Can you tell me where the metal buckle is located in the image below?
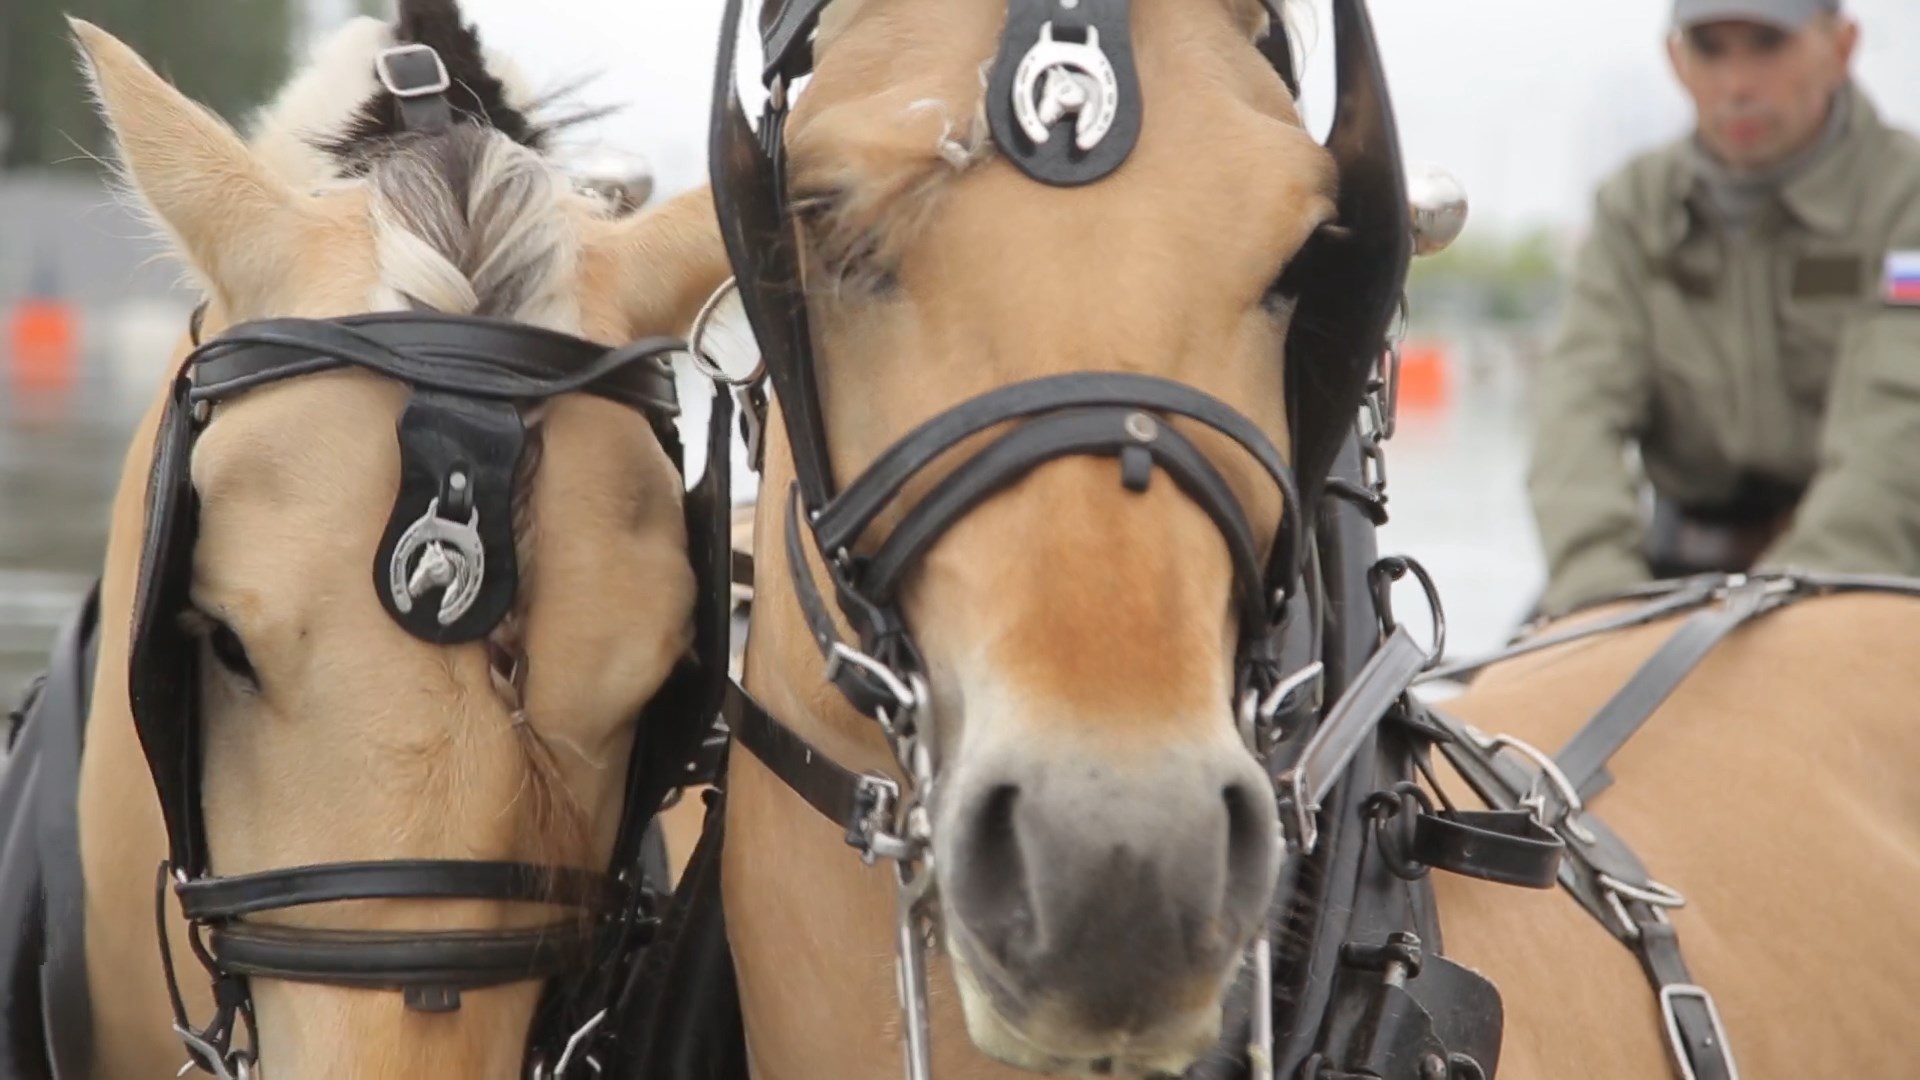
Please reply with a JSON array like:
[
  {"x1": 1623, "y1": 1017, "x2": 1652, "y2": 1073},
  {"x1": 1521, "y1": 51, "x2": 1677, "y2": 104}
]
[
  {"x1": 1659, "y1": 984, "x2": 1739, "y2": 1080},
  {"x1": 173, "y1": 1028, "x2": 251, "y2": 1080},
  {"x1": 1370, "y1": 556, "x2": 1447, "y2": 669},
  {"x1": 688, "y1": 278, "x2": 767, "y2": 387},
  {"x1": 1236, "y1": 661, "x2": 1324, "y2": 754},
  {"x1": 824, "y1": 641, "x2": 919, "y2": 715},
  {"x1": 1277, "y1": 767, "x2": 1318, "y2": 855},
  {"x1": 375, "y1": 44, "x2": 452, "y2": 99},
  {"x1": 1259, "y1": 661, "x2": 1324, "y2": 722},
  {"x1": 1600, "y1": 872, "x2": 1686, "y2": 940},
  {"x1": 541, "y1": 1007, "x2": 608, "y2": 1077},
  {"x1": 1473, "y1": 730, "x2": 1598, "y2": 845},
  {"x1": 848, "y1": 773, "x2": 916, "y2": 864}
]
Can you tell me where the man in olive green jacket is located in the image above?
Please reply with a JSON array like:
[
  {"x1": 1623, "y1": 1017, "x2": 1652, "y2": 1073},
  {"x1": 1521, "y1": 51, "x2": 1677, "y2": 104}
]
[{"x1": 1527, "y1": 0, "x2": 1920, "y2": 615}]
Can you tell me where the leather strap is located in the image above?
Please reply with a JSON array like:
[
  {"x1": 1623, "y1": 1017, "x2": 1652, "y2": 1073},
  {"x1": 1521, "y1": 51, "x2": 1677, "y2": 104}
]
[
  {"x1": 782, "y1": 486, "x2": 915, "y2": 719},
  {"x1": 1554, "y1": 578, "x2": 1780, "y2": 802},
  {"x1": 862, "y1": 406, "x2": 1270, "y2": 624},
  {"x1": 615, "y1": 788, "x2": 751, "y2": 1079},
  {"x1": 1274, "y1": 625, "x2": 1428, "y2": 851},
  {"x1": 1639, "y1": 919, "x2": 1736, "y2": 1080},
  {"x1": 177, "y1": 859, "x2": 618, "y2": 920},
  {"x1": 1422, "y1": 574, "x2": 1729, "y2": 685},
  {"x1": 1408, "y1": 809, "x2": 1561, "y2": 889},
  {"x1": 0, "y1": 583, "x2": 100, "y2": 1077},
  {"x1": 1425, "y1": 569, "x2": 1920, "y2": 687},
  {"x1": 759, "y1": 0, "x2": 834, "y2": 83},
  {"x1": 724, "y1": 679, "x2": 899, "y2": 855},
  {"x1": 1424, "y1": 704, "x2": 1740, "y2": 1080},
  {"x1": 209, "y1": 920, "x2": 595, "y2": 1001},
  {"x1": 810, "y1": 372, "x2": 1292, "y2": 556},
  {"x1": 189, "y1": 316, "x2": 682, "y2": 417}
]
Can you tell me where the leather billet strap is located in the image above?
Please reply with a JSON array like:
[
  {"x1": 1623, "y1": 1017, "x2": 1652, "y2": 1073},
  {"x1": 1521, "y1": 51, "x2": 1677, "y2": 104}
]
[{"x1": 724, "y1": 679, "x2": 903, "y2": 858}]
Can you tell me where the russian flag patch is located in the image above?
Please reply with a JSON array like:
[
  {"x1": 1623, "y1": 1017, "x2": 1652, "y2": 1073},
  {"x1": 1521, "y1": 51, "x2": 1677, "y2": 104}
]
[{"x1": 1883, "y1": 251, "x2": 1920, "y2": 306}]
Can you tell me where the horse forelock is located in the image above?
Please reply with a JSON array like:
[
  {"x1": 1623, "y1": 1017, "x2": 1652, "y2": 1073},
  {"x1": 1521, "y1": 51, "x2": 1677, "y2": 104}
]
[{"x1": 789, "y1": 0, "x2": 1310, "y2": 299}]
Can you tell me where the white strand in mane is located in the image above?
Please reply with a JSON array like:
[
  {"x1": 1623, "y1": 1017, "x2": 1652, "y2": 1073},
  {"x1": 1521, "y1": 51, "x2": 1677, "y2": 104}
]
[{"x1": 366, "y1": 130, "x2": 581, "y2": 331}]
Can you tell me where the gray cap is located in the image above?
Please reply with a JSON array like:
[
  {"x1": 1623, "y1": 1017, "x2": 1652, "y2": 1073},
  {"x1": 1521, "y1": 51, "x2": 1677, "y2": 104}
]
[{"x1": 1674, "y1": 0, "x2": 1839, "y2": 29}]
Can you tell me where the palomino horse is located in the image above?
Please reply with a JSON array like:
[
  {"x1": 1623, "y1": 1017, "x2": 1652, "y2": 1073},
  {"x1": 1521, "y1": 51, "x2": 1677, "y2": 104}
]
[
  {"x1": 17, "y1": 6, "x2": 732, "y2": 1078},
  {"x1": 1423, "y1": 580, "x2": 1920, "y2": 1078},
  {"x1": 698, "y1": 0, "x2": 1433, "y2": 1076},
  {"x1": 685, "y1": 0, "x2": 1920, "y2": 1077}
]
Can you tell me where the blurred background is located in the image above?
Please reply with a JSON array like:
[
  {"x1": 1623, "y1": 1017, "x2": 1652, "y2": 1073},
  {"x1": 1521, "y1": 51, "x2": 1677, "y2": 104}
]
[{"x1": 4, "y1": 0, "x2": 1918, "y2": 702}]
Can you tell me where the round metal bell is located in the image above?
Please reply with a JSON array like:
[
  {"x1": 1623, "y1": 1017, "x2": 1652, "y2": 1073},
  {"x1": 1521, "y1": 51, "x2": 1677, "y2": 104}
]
[
  {"x1": 1406, "y1": 163, "x2": 1469, "y2": 257},
  {"x1": 575, "y1": 149, "x2": 656, "y2": 214}
]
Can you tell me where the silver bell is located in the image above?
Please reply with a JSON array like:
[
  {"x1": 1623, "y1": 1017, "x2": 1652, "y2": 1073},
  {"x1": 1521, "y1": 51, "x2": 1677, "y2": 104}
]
[
  {"x1": 575, "y1": 149, "x2": 656, "y2": 214},
  {"x1": 1407, "y1": 163, "x2": 1469, "y2": 257}
]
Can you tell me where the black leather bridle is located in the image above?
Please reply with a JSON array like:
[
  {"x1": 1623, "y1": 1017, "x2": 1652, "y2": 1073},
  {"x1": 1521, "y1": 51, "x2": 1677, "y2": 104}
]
[
  {"x1": 128, "y1": 42, "x2": 733, "y2": 1080},
  {"x1": 694, "y1": 1, "x2": 1559, "y2": 1078},
  {"x1": 710, "y1": 0, "x2": 1405, "y2": 821}
]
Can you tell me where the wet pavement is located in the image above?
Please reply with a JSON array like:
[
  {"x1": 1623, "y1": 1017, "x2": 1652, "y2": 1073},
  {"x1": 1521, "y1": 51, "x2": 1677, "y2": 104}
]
[{"x1": 0, "y1": 316, "x2": 1547, "y2": 709}]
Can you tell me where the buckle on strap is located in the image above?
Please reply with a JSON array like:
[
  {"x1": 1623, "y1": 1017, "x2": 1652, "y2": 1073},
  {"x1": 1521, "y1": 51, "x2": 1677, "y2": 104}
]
[
  {"x1": 1472, "y1": 729, "x2": 1598, "y2": 845},
  {"x1": 375, "y1": 44, "x2": 452, "y2": 98},
  {"x1": 847, "y1": 773, "x2": 918, "y2": 864},
  {"x1": 824, "y1": 641, "x2": 919, "y2": 719},
  {"x1": 1660, "y1": 984, "x2": 1739, "y2": 1080}
]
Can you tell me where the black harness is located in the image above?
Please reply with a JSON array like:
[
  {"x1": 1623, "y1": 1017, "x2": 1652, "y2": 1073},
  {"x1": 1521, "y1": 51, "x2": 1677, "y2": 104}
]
[
  {"x1": 116, "y1": 42, "x2": 735, "y2": 1080},
  {"x1": 683, "y1": 0, "x2": 1560, "y2": 1077}
]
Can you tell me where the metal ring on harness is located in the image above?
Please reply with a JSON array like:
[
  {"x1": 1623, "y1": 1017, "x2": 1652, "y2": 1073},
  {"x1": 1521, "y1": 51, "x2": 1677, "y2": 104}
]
[
  {"x1": 1370, "y1": 554, "x2": 1447, "y2": 668},
  {"x1": 1471, "y1": 730, "x2": 1598, "y2": 846},
  {"x1": 1364, "y1": 780, "x2": 1434, "y2": 881},
  {"x1": 686, "y1": 278, "x2": 765, "y2": 387}
]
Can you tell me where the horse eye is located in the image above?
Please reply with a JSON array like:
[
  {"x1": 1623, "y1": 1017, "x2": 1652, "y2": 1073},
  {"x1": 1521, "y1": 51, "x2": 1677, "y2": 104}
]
[
  {"x1": 1266, "y1": 224, "x2": 1347, "y2": 307},
  {"x1": 207, "y1": 621, "x2": 257, "y2": 685}
]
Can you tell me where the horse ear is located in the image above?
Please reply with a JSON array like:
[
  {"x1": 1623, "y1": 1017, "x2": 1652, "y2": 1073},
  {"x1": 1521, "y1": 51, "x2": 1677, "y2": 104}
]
[
  {"x1": 67, "y1": 18, "x2": 314, "y2": 314},
  {"x1": 594, "y1": 185, "x2": 735, "y2": 337}
]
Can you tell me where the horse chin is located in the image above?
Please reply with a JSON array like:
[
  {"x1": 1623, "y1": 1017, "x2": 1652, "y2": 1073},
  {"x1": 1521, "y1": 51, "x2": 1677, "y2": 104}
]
[{"x1": 946, "y1": 932, "x2": 1226, "y2": 1079}]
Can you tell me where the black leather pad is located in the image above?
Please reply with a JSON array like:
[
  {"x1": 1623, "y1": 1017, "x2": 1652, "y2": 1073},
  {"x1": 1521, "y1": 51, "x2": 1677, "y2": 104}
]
[
  {"x1": 986, "y1": 0, "x2": 1144, "y2": 187},
  {"x1": 373, "y1": 390, "x2": 525, "y2": 644}
]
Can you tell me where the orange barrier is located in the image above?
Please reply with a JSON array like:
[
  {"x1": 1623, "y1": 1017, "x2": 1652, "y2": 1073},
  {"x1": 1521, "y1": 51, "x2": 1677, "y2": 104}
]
[
  {"x1": 1396, "y1": 339, "x2": 1450, "y2": 412},
  {"x1": 8, "y1": 296, "x2": 79, "y2": 393}
]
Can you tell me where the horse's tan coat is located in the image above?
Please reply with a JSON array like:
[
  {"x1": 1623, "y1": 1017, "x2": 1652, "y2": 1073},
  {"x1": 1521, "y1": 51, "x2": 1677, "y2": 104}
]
[
  {"x1": 67, "y1": 17, "x2": 732, "y2": 1078},
  {"x1": 712, "y1": 0, "x2": 1920, "y2": 1077},
  {"x1": 1433, "y1": 591, "x2": 1920, "y2": 1079}
]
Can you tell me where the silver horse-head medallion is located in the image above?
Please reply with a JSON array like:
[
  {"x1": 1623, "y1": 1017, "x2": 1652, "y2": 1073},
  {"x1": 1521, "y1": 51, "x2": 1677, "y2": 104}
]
[
  {"x1": 387, "y1": 496, "x2": 485, "y2": 627},
  {"x1": 1011, "y1": 21, "x2": 1121, "y2": 151}
]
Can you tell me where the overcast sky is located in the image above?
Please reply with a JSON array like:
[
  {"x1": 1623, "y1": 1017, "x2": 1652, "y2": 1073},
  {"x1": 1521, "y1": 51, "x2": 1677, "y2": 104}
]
[{"x1": 327, "y1": 0, "x2": 1920, "y2": 239}]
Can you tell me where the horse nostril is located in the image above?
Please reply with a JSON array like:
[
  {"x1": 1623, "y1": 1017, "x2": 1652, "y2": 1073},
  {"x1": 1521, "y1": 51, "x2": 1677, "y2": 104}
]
[
  {"x1": 951, "y1": 782, "x2": 1034, "y2": 962},
  {"x1": 970, "y1": 783, "x2": 1023, "y2": 894},
  {"x1": 1221, "y1": 777, "x2": 1278, "y2": 916}
]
